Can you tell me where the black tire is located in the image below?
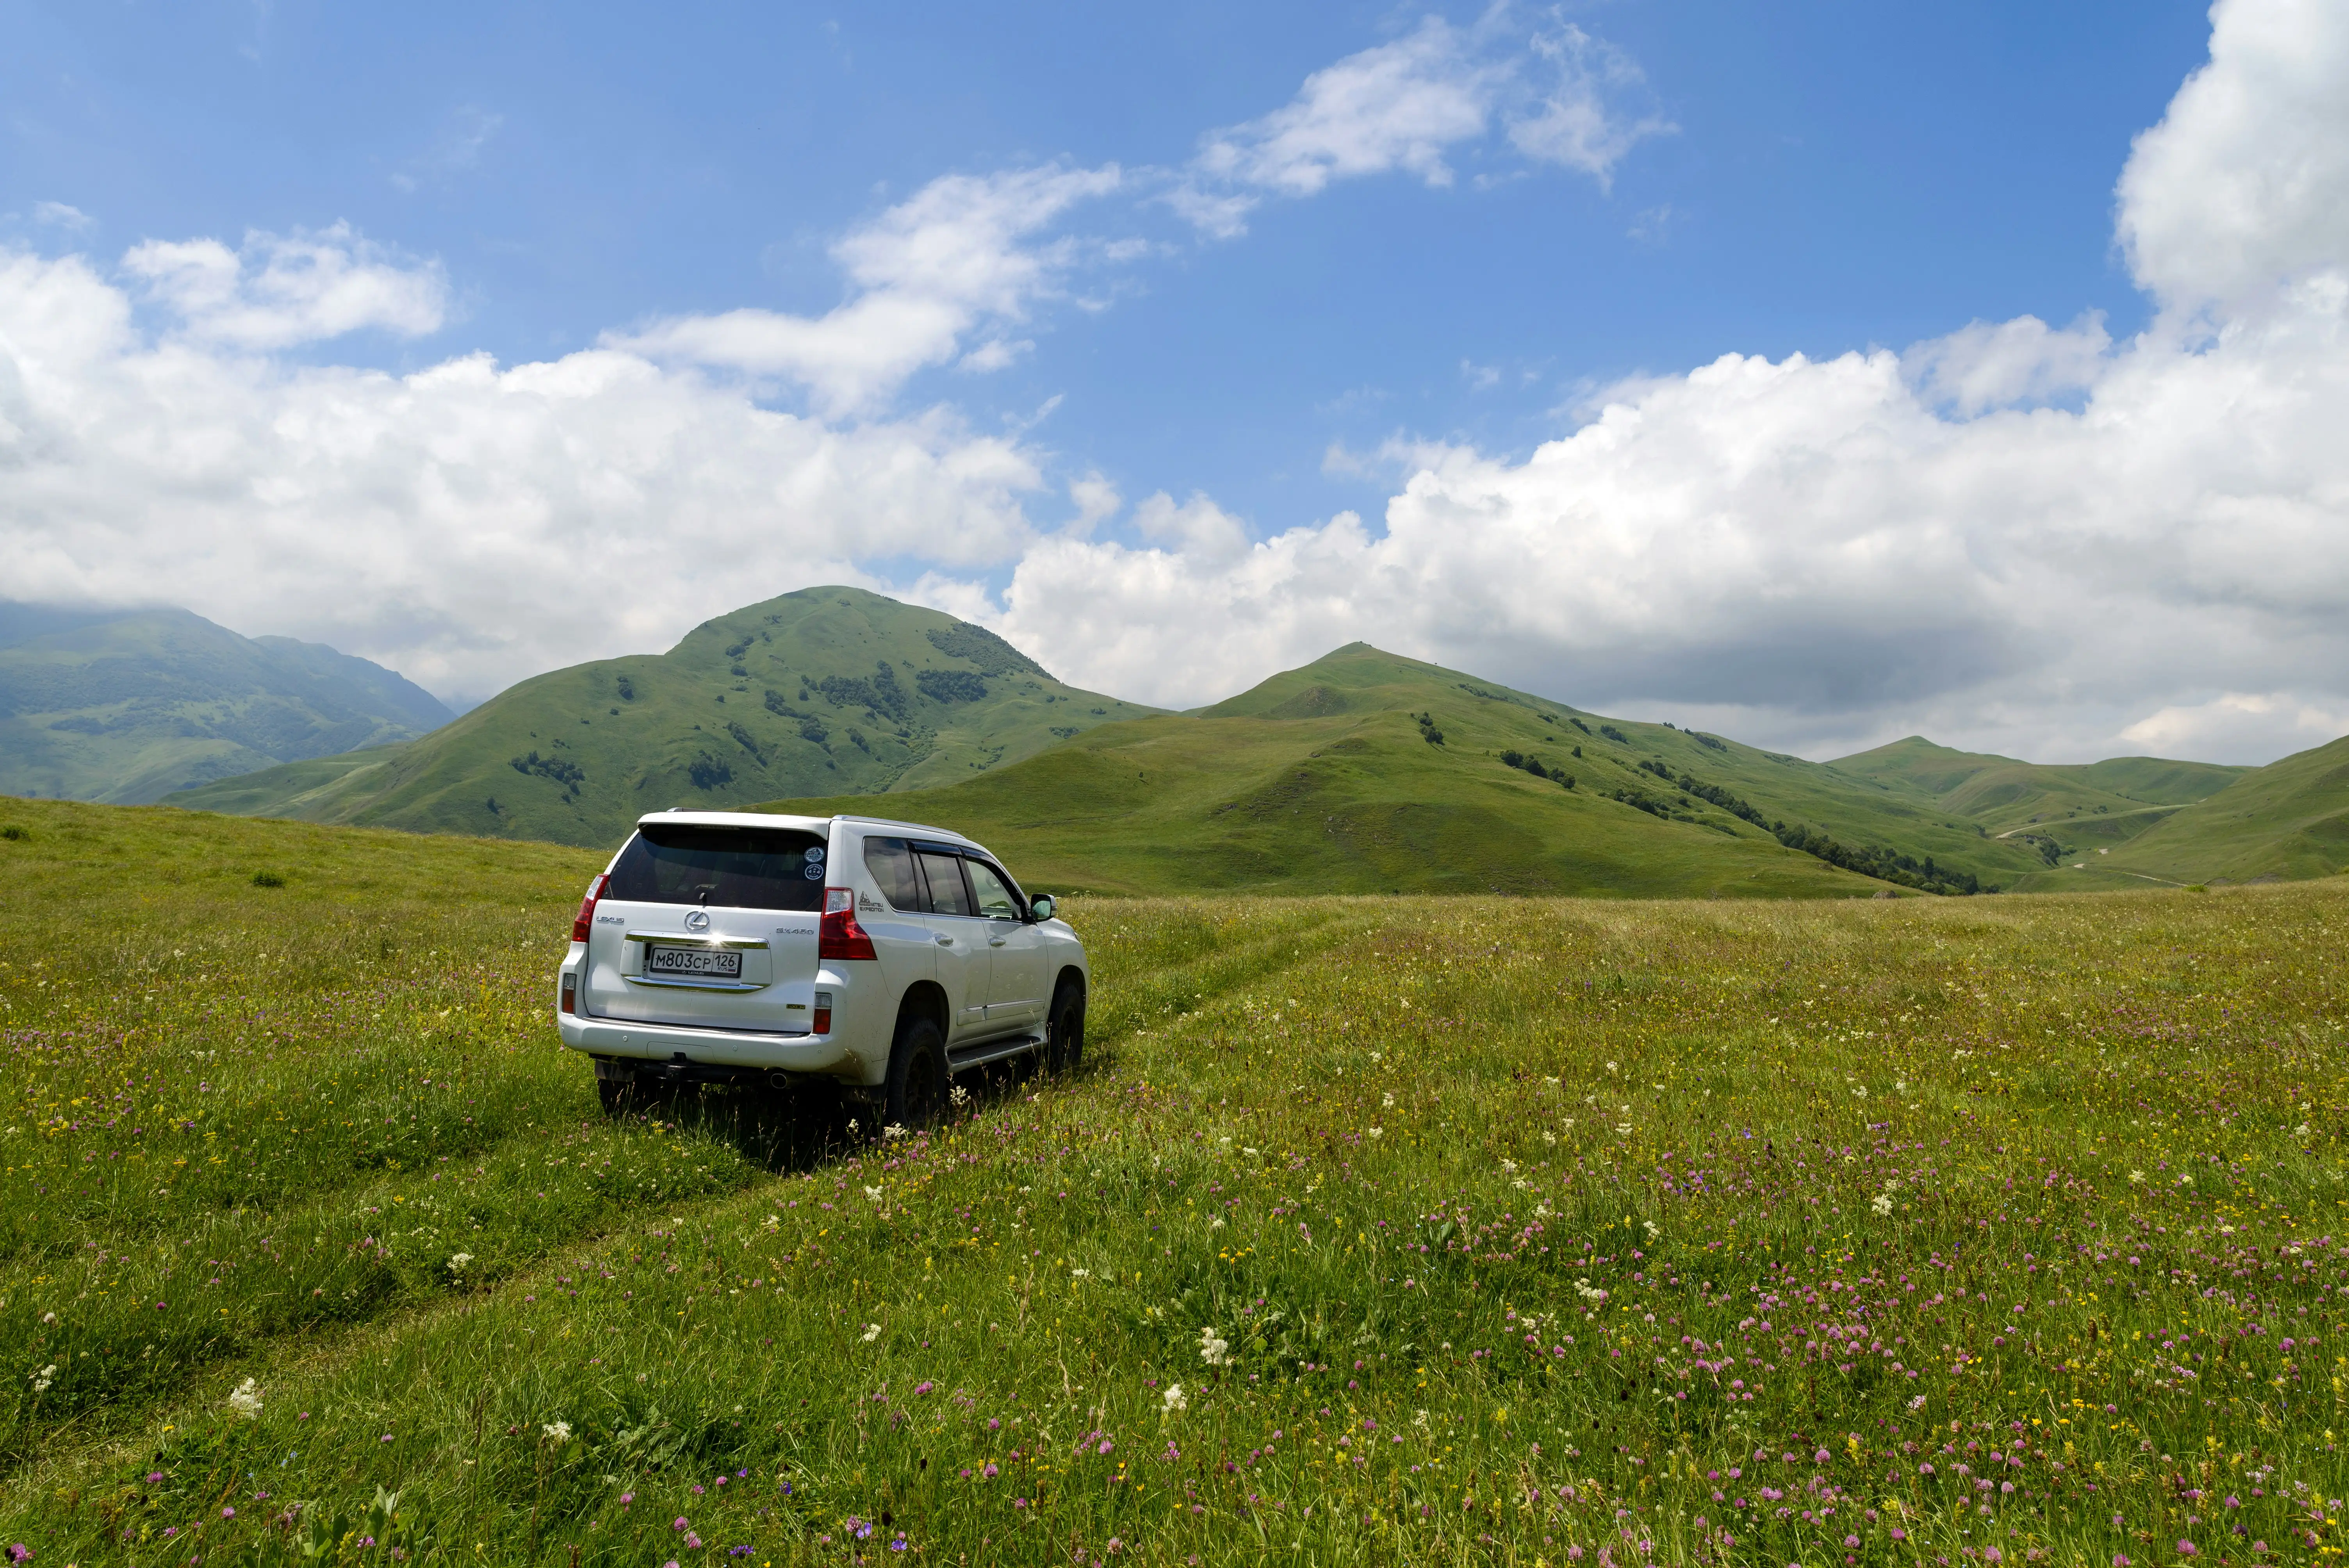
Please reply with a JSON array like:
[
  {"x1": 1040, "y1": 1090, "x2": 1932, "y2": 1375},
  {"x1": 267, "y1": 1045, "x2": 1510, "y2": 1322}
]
[
  {"x1": 1044, "y1": 977, "x2": 1085, "y2": 1075},
  {"x1": 884, "y1": 1012, "x2": 948, "y2": 1131}
]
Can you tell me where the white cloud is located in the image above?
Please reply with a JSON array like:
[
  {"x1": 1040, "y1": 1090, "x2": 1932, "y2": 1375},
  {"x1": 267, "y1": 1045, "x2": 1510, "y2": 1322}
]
[
  {"x1": 121, "y1": 222, "x2": 449, "y2": 349},
  {"x1": 2116, "y1": 0, "x2": 2349, "y2": 319},
  {"x1": 1176, "y1": 14, "x2": 1668, "y2": 235},
  {"x1": 0, "y1": 247, "x2": 1045, "y2": 700},
  {"x1": 2120, "y1": 692, "x2": 2349, "y2": 762},
  {"x1": 612, "y1": 164, "x2": 1122, "y2": 416},
  {"x1": 1193, "y1": 19, "x2": 1497, "y2": 200},
  {"x1": 392, "y1": 105, "x2": 505, "y2": 193},
  {"x1": 1901, "y1": 312, "x2": 2110, "y2": 416},
  {"x1": 32, "y1": 201, "x2": 93, "y2": 233},
  {"x1": 1507, "y1": 23, "x2": 1675, "y2": 187}
]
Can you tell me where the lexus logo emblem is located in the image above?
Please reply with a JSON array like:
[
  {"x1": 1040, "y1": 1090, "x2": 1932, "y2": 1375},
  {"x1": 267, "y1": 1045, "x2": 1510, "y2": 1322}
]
[{"x1": 684, "y1": 909, "x2": 711, "y2": 932}]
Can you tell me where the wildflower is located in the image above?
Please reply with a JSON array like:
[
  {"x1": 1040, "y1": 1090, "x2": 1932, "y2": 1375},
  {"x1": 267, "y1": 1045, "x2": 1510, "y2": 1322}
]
[
  {"x1": 543, "y1": 1420, "x2": 573, "y2": 1444},
  {"x1": 228, "y1": 1377, "x2": 263, "y2": 1420},
  {"x1": 5, "y1": 1545, "x2": 25, "y2": 1562},
  {"x1": 862, "y1": 1323, "x2": 882, "y2": 1343},
  {"x1": 2130, "y1": 1171, "x2": 2146, "y2": 1184},
  {"x1": 1209, "y1": 1216, "x2": 1225, "y2": 1229},
  {"x1": 1071, "y1": 1268, "x2": 1090, "y2": 1279},
  {"x1": 1199, "y1": 1327, "x2": 1232, "y2": 1367},
  {"x1": 1615, "y1": 1123, "x2": 1633, "y2": 1136},
  {"x1": 1163, "y1": 1383, "x2": 1188, "y2": 1413},
  {"x1": 1381, "y1": 1092, "x2": 1395, "y2": 1109},
  {"x1": 2178, "y1": 1543, "x2": 2198, "y2": 1558},
  {"x1": 1642, "y1": 1220, "x2": 1660, "y2": 1243},
  {"x1": 222, "y1": 1507, "x2": 236, "y2": 1520},
  {"x1": 884, "y1": 1124, "x2": 909, "y2": 1140},
  {"x1": 1367, "y1": 1127, "x2": 1383, "y2": 1140},
  {"x1": 1871, "y1": 1193, "x2": 1895, "y2": 1217},
  {"x1": 1543, "y1": 1130, "x2": 1557, "y2": 1145},
  {"x1": 864, "y1": 1186, "x2": 884, "y2": 1202},
  {"x1": 446, "y1": 1252, "x2": 473, "y2": 1273},
  {"x1": 28, "y1": 1366, "x2": 54, "y2": 1394}
]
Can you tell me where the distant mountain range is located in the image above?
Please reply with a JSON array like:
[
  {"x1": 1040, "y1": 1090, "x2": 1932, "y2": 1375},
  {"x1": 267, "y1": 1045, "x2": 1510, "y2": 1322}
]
[
  {"x1": 164, "y1": 587, "x2": 1157, "y2": 846},
  {"x1": 0, "y1": 605, "x2": 454, "y2": 805},
  {"x1": 10, "y1": 586, "x2": 2339, "y2": 898}
]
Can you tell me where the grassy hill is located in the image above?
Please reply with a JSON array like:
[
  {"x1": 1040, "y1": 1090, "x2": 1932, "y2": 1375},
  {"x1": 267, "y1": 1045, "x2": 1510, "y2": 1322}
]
[
  {"x1": 3, "y1": 795, "x2": 2344, "y2": 1565},
  {"x1": 0, "y1": 607, "x2": 454, "y2": 804},
  {"x1": 2003, "y1": 732, "x2": 2349, "y2": 890},
  {"x1": 752, "y1": 643, "x2": 2087, "y2": 898},
  {"x1": 1832, "y1": 736, "x2": 2244, "y2": 837},
  {"x1": 166, "y1": 586, "x2": 1156, "y2": 848}
]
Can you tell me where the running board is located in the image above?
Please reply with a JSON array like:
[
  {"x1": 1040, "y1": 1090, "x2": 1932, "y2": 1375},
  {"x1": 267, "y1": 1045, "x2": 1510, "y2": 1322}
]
[{"x1": 947, "y1": 1033, "x2": 1045, "y2": 1073}]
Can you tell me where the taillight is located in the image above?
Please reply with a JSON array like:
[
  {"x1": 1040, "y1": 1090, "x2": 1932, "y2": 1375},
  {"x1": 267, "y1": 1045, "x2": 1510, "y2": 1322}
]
[
  {"x1": 571, "y1": 873, "x2": 609, "y2": 944},
  {"x1": 819, "y1": 887, "x2": 877, "y2": 960},
  {"x1": 560, "y1": 973, "x2": 577, "y2": 1015},
  {"x1": 812, "y1": 990, "x2": 832, "y2": 1033}
]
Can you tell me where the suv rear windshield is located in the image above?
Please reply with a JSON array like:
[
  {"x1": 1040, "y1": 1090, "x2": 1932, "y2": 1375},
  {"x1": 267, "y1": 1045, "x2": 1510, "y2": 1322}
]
[{"x1": 608, "y1": 824, "x2": 827, "y2": 911}]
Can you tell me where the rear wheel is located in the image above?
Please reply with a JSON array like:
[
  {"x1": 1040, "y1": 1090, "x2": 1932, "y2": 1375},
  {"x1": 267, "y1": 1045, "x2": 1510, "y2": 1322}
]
[
  {"x1": 884, "y1": 1012, "x2": 948, "y2": 1131},
  {"x1": 1044, "y1": 977, "x2": 1085, "y2": 1075}
]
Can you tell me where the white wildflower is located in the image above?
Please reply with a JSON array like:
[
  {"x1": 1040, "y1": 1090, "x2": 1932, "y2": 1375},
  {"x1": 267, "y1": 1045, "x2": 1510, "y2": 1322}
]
[
  {"x1": 1894, "y1": 1080, "x2": 1907, "y2": 1093},
  {"x1": 1642, "y1": 1220, "x2": 1660, "y2": 1244},
  {"x1": 1381, "y1": 1092, "x2": 1395, "y2": 1109},
  {"x1": 1198, "y1": 1327, "x2": 1232, "y2": 1368},
  {"x1": 1367, "y1": 1126, "x2": 1383, "y2": 1140},
  {"x1": 1614, "y1": 1123, "x2": 1633, "y2": 1137},
  {"x1": 1852, "y1": 1085, "x2": 1868, "y2": 1099},
  {"x1": 1871, "y1": 1193, "x2": 1895, "y2": 1217},
  {"x1": 861, "y1": 1323, "x2": 882, "y2": 1343},
  {"x1": 29, "y1": 1364, "x2": 56, "y2": 1393},
  {"x1": 228, "y1": 1377, "x2": 262, "y2": 1419},
  {"x1": 884, "y1": 1123, "x2": 909, "y2": 1140},
  {"x1": 864, "y1": 1186, "x2": 884, "y2": 1202},
  {"x1": 1604, "y1": 1061, "x2": 1617, "y2": 1073},
  {"x1": 2298, "y1": 1124, "x2": 2313, "y2": 1138},
  {"x1": 2129, "y1": 1170, "x2": 2146, "y2": 1184},
  {"x1": 1241, "y1": 1146, "x2": 1259, "y2": 1157},
  {"x1": 1573, "y1": 1278, "x2": 1607, "y2": 1303},
  {"x1": 1162, "y1": 1382, "x2": 1188, "y2": 1413},
  {"x1": 1542, "y1": 1130, "x2": 1557, "y2": 1146},
  {"x1": 1071, "y1": 1268, "x2": 1090, "y2": 1279},
  {"x1": 447, "y1": 1252, "x2": 473, "y2": 1273},
  {"x1": 543, "y1": 1419, "x2": 573, "y2": 1444},
  {"x1": 949, "y1": 1083, "x2": 971, "y2": 1107},
  {"x1": 1563, "y1": 1117, "x2": 1574, "y2": 1131},
  {"x1": 762, "y1": 1213, "x2": 780, "y2": 1231},
  {"x1": 1209, "y1": 1215, "x2": 1226, "y2": 1229},
  {"x1": 1907, "y1": 1394, "x2": 1928, "y2": 1411},
  {"x1": 1412, "y1": 1408, "x2": 1430, "y2": 1428}
]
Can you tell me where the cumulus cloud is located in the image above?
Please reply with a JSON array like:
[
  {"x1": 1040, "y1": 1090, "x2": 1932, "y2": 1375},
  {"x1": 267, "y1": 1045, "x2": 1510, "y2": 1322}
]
[
  {"x1": 0, "y1": 247, "x2": 1044, "y2": 700},
  {"x1": 963, "y1": 0, "x2": 2349, "y2": 765},
  {"x1": 612, "y1": 164, "x2": 1122, "y2": 416},
  {"x1": 121, "y1": 222, "x2": 449, "y2": 349}
]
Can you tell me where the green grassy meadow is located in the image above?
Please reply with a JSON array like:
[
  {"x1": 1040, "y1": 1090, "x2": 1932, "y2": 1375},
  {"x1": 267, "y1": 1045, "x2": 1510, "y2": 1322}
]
[{"x1": 4, "y1": 796, "x2": 2349, "y2": 1566}]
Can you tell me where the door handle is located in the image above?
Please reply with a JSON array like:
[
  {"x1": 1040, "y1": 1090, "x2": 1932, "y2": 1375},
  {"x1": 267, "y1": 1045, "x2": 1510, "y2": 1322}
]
[
  {"x1": 988, "y1": 936, "x2": 1008, "y2": 947},
  {"x1": 934, "y1": 933, "x2": 953, "y2": 946}
]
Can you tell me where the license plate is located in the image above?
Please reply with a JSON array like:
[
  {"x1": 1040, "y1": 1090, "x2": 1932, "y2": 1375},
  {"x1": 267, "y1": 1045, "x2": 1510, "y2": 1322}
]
[{"x1": 646, "y1": 945, "x2": 742, "y2": 980}]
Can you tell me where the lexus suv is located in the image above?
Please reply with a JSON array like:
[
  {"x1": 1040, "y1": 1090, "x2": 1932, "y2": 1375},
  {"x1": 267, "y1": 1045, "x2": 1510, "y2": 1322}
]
[{"x1": 555, "y1": 811, "x2": 1087, "y2": 1127}]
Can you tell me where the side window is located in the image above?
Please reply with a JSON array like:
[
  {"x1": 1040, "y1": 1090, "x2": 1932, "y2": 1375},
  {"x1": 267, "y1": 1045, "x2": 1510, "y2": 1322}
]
[
  {"x1": 915, "y1": 851, "x2": 975, "y2": 917},
  {"x1": 862, "y1": 836, "x2": 923, "y2": 911},
  {"x1": 966, "y1": 860, "x2": 1021, "y2": 919}
]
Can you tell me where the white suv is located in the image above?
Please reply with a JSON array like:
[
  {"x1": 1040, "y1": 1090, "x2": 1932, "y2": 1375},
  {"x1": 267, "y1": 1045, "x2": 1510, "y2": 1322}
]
[{"x1": 555, "y1": 811, "x2": 1087, "y2": 1127}]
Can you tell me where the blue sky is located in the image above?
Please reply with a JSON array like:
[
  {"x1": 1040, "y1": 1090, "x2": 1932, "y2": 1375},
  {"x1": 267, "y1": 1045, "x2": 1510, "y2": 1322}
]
[
  {"x1": 4, "y1": 0, "x2": 2345, "y2": 764},
  {"x1": 6, "y1": 1, "x2": 2209, "y2": 527}
]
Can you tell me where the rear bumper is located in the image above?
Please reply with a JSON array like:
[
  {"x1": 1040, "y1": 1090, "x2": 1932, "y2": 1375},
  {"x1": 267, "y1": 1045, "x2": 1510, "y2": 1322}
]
[{"x1": 556, "y1": 1012, "x2": 877, "y2": 1083}]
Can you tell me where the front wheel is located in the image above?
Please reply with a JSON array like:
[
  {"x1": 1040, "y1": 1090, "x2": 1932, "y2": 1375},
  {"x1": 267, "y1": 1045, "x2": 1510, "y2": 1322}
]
[
  {"x1": 884, "y1": 1013, "x2": 948, "y2": 1131},
  {"x1": 1044, "y1": 978, "x2": 1085, "y2": 1075}
]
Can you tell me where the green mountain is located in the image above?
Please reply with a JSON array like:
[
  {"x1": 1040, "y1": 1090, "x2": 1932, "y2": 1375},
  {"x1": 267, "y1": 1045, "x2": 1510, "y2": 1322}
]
[
  {"x1": 164, "y1": 586, "x2": 1157, "y2": 847},
  {"x1": 748, "y1": 642, "x2": 2080, "y2": 899},
  {"x1": 2000, "y1": 733, "x2": 2349, "y2": 890},
  {"x1": 0, "y1": 607, "x2": 455, "y2": 805}
]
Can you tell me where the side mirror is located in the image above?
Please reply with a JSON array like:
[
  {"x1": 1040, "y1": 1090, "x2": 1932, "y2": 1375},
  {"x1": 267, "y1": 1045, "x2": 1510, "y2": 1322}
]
[{"x1": 1028, "y1": 894, "x2": 1057, "y2": 923}]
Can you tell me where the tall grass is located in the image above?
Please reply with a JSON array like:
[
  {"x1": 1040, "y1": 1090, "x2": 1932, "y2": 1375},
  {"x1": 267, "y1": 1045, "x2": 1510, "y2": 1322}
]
[{"x1": 0, "y1": 799, "x2": 2344, "y2": 1565}]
